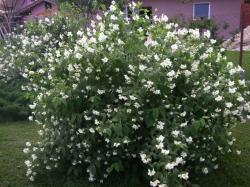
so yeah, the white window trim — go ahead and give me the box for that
[193,2,211,20]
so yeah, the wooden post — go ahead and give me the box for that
[239,26,244,67]
[239,4,244,67]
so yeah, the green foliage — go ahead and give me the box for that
[170,16,229,43]
[57,0,128,15]
[0,80,29,122]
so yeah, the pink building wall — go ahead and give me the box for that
[141,0,245,39]
[18,0,57,22]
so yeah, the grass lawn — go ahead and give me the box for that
[0,122,147,187]
[226,51,250,80]
[0,122,250,187]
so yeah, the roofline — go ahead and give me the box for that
[17,0,56,14]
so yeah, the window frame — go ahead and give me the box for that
[193,2,211,20]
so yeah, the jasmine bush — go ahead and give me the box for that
[1,2,250,187]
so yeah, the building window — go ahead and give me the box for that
[193,3,210,19]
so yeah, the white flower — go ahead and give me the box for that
[140,153,151,164]
[154,54,160,61]
[75,53,83,60]
[186,137,193,144]
[171,130,180,137]
[228,81,235,86]
[150,180,160,187]
[184,70,191,77]
[171,44,178,52]
[156,142,164,150]
[215,96,223,101]
[86,67,93,73]
[167,70,175,77]
[98,33,108,42]
[24,160,32,167]
[202,167,209,174]
[78,129,84,134]
[77,30,84,36]
[44,17,50,22]
[29,176,34,181]
[110,4,116,11]
[156,121,165,130]
[229,88,236,94]
[178,172,189,180]
[148,169,156,176]
[239,80,245,86]
[156,135,165,142]
[160,58,172,68]
[89,128,95,133]
[139,65,147,71]
[161,149,170,155]
[29,104,36,110]
[26,142,31,147]
[225,102,233,108]
[102,57,108,63]
[180,111,186,117]
[165,163,174,170]
[204,30,211,38]
[129,95,137,100]
[110,15,117,20]
[180,122,188,127]
[64,49,71,58]
[159,184,168,187]
[160,14,168,22]
[97,89,105,95]
[210,39,216,44]
[31,154,37,161]
[23,148,29,154]
[138,27,143,33]
[237,96,244,102]
[28,116,33,121]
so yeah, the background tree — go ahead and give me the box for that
[0,0,25,32]
[57,0,128,18]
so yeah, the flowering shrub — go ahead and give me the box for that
[1,2,250,186]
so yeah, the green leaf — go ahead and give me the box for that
[112,123,123,136]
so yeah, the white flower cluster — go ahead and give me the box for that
[0,1,249,187]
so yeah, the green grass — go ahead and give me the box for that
[0,122,147,187]
[226,51,250,80]
[0,122,250,187]
[195,124,250,187]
